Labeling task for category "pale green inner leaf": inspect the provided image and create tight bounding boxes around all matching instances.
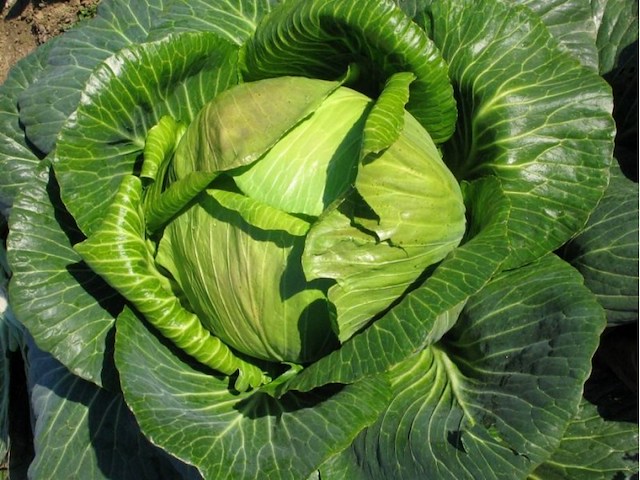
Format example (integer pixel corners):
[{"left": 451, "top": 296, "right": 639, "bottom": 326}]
[
  {"left": 157, "top": 189, "right": 336, "bottom": 364},
  {"left": 234, "top": 86, "right": 372, "bottom": 216},
  {"left": 171, "top": 76, "right": 342, "bottom": 180},
  {"left": 303, "top": 110, "right": 466, "bottom": 342}
]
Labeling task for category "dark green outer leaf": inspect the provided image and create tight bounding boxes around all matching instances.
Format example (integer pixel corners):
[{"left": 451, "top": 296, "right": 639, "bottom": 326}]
[
  {"left": 531, "top": 399, "right": 639, "bottom": 479},
  {"left": 560, "top": 166, "right": 639, "bottom": 325},
  {"left": 18, "top": 0, "right": 167, "bottom": 154},
  {"left": 426, "top": 0, "right": 615, "bottom": 269},
  {"left": 26, "top": 336, "right": 190, "bottom": 480},
  {"left": 0, "top": 40, "right": 52, "bottom": 209},
  {"left": 75, "top": 175, "right": 269, "bottom": 390},
  {"left": 148, "top": 0, "right": 277, "bottom": 44},
  {"left": 0, "top": 241, "right": 19, "bottom": 468},
  {"left": 241, "top": 0, "right": 457, "bottom": 144},
  {"left": 115, "top": 306, "right": 391, "bottom": 480},
  {"left": 592, "top": 0, "right": 639, "bottom": 74},
  {"left": 514, "top": 0, "right": 600, "bottom": 71},
  {"left": 287, "top": 176, "right": 510, "bottom": 392},
  {"left": 606, "top": 42, "right": 638, "bottom": 181},
  {"left": 586, "top": 326, "right": 638, "bottom": 422},
  {"left": 53, "top": 32, "right": 240, "bottom": 237},
  {"left": 8, "top": 163, "right": 120, "bottom": 388},
  {"left": 322, "top": 254, "right": 606, "bottom": 479},
  {"left": 0, "top": 337, "right": 9, "bottom": 470},
  {"left": 532, "top": 326, "right": 639, "bottom": 480}
]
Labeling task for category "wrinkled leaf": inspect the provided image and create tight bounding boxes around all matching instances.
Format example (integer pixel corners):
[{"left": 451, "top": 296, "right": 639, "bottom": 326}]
[
  {"left": 322, "top": 254, "right": 605, "bottom": 479},
  {"left": 0, "top": 40, "right": 51, "bottom": 209},
  {"left": 514, "top": 0, "right": 600, "bottom": 70},
  {"left": 115, "top": 306, "right": 391, "bottom": 480},
  {"left": 0, "top": 238, "right": 21, "bottom": 470},
  {"left": 425, "top": 0, "right": 615, "bottom": 268},
  {"left": 18, "top": 0, "right": 167, "bottom": 154},
  {"left": 592, "top": 0, "right": 639, "bottom": 74},
  {"left": 53, "top": 31, "right": 240, "bottom": 237},
  {"left": 147, "top": 0, "right": 276, "bottom": 44},
  {"left": 8, "top": 164, "right": 120, "bottom": 387},
  {"left": 531, "top": 399, "right": 639, "bottom": 479},
  {"left": 606, "top": 41, "right": 638, "bottom": 181},
  {"left": 26, "top": 337, "right": 190, "bottom": 479},
  {"left": 532, "top": 324, "right": 639, "bottom": 479}
]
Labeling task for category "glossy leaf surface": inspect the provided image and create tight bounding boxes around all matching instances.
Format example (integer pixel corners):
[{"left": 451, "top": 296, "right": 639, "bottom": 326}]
[
  {"left": 115, "top": 306, "right": 390, "bottom": 480},
  {"left": 26, "top": 339, "right": 188, "bottom": 479},
  {"left": 53, "top": 32, "right": 240, "bottom": 237},
  {"left": 322, "top": 254, "right": 605, "bottom": 479},
  {"left": 427, "top": 0, "right": 615, "bottom": 268},
  {"left": 8, "top": 164, "right": 120, "bottom": 387}
]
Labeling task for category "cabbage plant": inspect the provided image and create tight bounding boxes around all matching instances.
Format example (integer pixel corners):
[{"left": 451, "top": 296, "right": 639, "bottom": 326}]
[{"left": 0, "top": 0, "right": 637, "bottom": 478}]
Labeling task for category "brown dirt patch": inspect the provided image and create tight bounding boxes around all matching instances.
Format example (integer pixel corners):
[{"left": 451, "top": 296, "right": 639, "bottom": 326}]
[{"left": 0, "top": 0, "right": 100, "bottom": 83}]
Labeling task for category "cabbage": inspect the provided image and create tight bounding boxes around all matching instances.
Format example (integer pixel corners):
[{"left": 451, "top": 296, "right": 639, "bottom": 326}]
[{"left": 0, "top": 0, "right": 637, "bottom": 478}]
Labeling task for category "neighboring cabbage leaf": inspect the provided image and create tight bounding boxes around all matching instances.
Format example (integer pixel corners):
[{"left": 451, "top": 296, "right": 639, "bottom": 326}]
[
  {"left": 591, "top": 0, "right": 639, "bottom": 74},
  {"left": 0, "top": 41, "right": 52, "bottom": 209},
  {"left": 532, "top": 330, "right": 639, "bottom": 479},
  {"left": 560, "top": 165, "right": 638, "bottom": 325},
  {"left": 532, "top": 399, "right": 639, "bottom": 479},
  {"left": 0, "top": 227, "right": 22, "bottom": 472},
  {"left": 606, "top": 42, "right": 638, "bottom": 181}
]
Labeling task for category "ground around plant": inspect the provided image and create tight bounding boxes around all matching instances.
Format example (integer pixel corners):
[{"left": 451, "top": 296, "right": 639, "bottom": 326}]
[{"left": 0, "top": 0, "right": 100, "bottom": 83}]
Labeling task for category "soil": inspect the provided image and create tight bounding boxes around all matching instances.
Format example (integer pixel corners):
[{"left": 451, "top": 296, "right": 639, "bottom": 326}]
[{"left": 0, "top": 0, "right": 101, "bottom": 83}]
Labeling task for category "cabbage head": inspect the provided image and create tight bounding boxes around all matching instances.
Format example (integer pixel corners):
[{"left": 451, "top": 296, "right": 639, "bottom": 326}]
[
  {"left": 76, "top": 72, "right": 466, "bottom": 385},
  {"left": 154, "top": 76, "right": 465, "bottom": 364}
]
